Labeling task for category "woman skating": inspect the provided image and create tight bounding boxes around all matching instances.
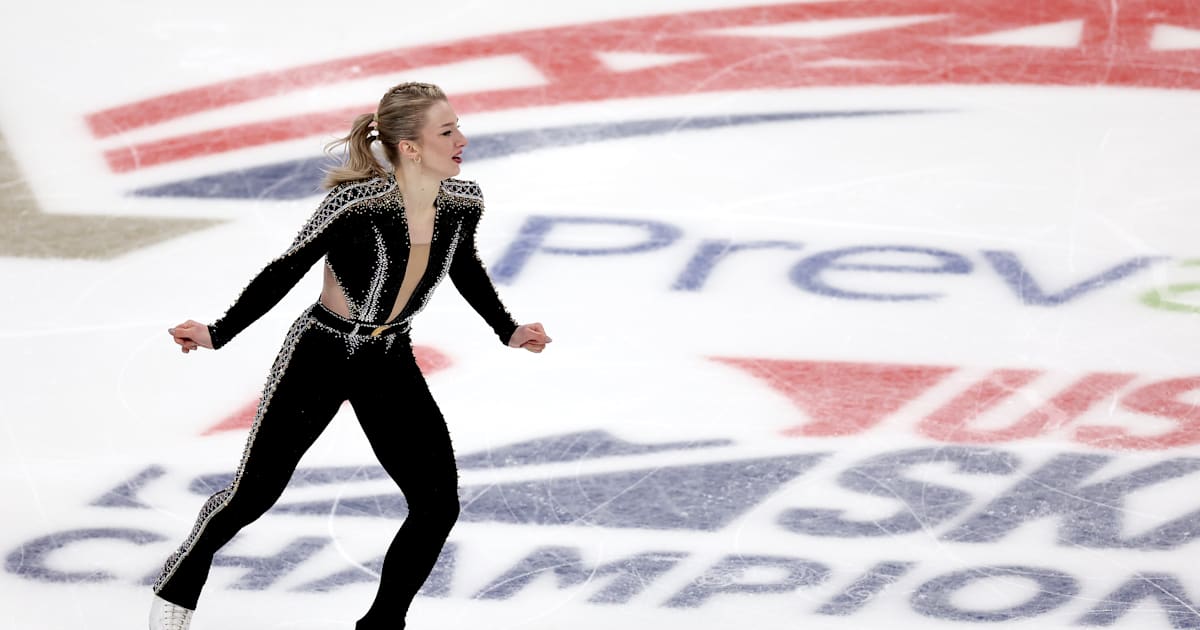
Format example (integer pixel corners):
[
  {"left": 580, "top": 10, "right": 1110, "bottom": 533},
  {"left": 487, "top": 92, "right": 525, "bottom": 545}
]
[{"left": 149, "top": 82, "right": 551, "bottom": 630}]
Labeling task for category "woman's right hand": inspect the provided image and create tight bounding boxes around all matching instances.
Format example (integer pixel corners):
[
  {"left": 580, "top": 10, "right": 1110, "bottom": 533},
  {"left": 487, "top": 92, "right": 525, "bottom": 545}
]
[{"left": 168, "top": 320, "right": 214, "bottom": 354}]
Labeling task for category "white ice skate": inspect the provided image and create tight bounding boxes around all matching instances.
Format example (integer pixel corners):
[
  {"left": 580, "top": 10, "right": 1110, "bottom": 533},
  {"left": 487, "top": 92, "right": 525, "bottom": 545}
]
[{"left": 149, "top": 595, "right": 193, "bottom": 630}]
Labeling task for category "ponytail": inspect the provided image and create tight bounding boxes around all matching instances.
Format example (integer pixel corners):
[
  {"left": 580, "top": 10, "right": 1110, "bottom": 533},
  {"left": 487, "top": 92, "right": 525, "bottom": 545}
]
[
  {"left": 322, "top": 113, "right": 388, "bottom": 188},
  {"left": 321, "top": 82, "right": 448, "bottom": 189}
]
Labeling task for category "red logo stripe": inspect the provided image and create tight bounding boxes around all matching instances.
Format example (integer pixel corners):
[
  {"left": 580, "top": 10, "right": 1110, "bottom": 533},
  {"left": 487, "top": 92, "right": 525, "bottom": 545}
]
[{"left": 90, "top": 1, "right": 1200, "bottom": 172}]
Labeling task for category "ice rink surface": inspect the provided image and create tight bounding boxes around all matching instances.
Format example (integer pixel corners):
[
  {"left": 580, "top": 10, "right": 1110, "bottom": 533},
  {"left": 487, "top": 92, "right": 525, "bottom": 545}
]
[{"left": 3, "top": 1, "right": 1200, "bottom": 628}]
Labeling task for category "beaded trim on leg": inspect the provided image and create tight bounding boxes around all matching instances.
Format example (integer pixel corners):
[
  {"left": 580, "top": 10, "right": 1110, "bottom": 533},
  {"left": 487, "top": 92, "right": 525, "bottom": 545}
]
[{"left": 152, "top": 312, "right": 315, "bottom": 594}]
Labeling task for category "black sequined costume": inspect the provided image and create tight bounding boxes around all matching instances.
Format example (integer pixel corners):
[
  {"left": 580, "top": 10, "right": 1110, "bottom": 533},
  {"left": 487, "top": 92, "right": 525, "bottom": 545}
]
[{"left": 153, "top": 175, "right": 518, "bottom": 630}]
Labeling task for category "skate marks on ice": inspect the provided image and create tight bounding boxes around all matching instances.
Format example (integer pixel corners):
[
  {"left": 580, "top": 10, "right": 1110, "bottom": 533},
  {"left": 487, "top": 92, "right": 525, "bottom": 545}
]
[{"left": 9, "top": 429, "right": 1200, "bottom": 626}]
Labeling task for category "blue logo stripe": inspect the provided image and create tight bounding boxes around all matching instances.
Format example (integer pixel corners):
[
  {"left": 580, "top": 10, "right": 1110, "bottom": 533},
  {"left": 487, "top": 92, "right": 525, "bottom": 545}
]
[{"left": 132, "top": 109, "right": 936, "bottom": 201}]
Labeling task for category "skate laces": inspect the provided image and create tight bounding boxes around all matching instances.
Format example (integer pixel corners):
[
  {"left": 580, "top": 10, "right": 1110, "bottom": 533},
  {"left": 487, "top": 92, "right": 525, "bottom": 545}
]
[{"left": 158, "top": 601, "right": 193, "bottom": 630}]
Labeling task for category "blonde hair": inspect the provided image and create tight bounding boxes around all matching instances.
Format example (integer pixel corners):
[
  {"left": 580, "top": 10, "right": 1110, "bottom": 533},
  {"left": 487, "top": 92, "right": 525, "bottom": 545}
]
[{"left": 323, "top": 82, "right": 448, "bottom": 188}]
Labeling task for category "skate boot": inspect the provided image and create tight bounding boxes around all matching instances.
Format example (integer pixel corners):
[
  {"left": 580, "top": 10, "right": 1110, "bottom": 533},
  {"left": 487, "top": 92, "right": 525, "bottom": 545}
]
[{"left": 149, "top": 595, "right": 193, "bottom": 630}]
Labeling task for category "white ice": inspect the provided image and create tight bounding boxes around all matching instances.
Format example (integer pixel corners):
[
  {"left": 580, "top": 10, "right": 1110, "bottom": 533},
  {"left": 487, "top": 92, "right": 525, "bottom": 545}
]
[{"left": 2, "top": 1, "right": 1200, "bottom": 629}]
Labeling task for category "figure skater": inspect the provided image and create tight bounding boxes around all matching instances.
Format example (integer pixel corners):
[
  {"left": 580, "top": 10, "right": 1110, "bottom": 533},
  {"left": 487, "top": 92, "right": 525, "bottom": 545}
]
[{"left": 149, "top": 81, "right": 551, "bottom": 630}]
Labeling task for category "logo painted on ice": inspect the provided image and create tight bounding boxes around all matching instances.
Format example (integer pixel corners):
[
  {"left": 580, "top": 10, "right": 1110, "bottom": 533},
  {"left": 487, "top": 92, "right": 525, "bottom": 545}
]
[
  {"left": 487, "top": 214, "right": 1182, "bottom": 314},
  {"left": 7, "top": 429, "right": 1200, "bottom": 626},
  {"left": 85, "top": 2, "right": 1200, "bottom": 197},
  {"left": 713, "top": 357, "right": 1200, "bottom": 449},
  {"left": 209, "top": 355, "right": 1200, "bottom": 449}
]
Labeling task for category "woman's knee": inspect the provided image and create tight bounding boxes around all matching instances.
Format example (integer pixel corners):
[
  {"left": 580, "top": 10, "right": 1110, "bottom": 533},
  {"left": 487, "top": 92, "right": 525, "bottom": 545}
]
[
  {"left": 443, "top": 495, "right": 461, "bottom": 523},
  {"left": 433, "top": 493, "right": 461, "bottom": 526},
  {"left": 408, "top": 492, "right": 460, "bottom": 529}
]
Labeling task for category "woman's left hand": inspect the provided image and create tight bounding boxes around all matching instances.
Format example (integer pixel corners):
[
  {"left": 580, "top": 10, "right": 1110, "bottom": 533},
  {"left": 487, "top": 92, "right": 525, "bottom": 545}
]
[{"left": 509, "top": 323, "right": 552, "bottom": 353}]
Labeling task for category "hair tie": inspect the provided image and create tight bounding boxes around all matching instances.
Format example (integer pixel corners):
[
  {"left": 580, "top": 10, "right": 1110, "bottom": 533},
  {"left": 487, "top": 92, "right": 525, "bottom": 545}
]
[{"left": 367, "top": 114, "right": 380, "bottom": 140}]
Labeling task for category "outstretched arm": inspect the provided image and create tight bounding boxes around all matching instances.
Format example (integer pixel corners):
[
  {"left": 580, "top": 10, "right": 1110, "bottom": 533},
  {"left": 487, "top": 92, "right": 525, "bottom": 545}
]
[
  {"left": 168, "top": 184, "right": 360, "bottom": 352},
  {"left": 449, "top": 212, "right": 551, "bottom": 351},
  {"left": 204, "top": 223, "right": 334, "bottom": 349}
]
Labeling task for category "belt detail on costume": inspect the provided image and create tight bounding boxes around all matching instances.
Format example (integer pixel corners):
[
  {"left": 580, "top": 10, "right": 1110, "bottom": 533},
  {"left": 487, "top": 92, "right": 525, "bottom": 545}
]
[{"left": 312, "top": 304, "right": 410, "bottom": 337}]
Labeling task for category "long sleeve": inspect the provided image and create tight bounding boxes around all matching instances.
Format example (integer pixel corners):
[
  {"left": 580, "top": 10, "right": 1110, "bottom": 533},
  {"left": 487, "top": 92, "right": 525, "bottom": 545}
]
[
  {"left": 207, "top": 194, "right": 352, "bottom": 349},
  {"left": 449, "top": 210, "right": 519, "bottom": 346}
]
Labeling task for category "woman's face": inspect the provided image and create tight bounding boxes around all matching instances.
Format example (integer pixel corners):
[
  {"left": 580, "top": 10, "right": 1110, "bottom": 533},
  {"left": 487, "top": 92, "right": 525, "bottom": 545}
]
[{"left": 412, "top": 99, "right": 467, "bottom": 179}]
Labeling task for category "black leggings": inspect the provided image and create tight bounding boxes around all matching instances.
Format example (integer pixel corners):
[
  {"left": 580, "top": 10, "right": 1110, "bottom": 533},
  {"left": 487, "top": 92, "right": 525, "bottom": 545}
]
[{"left": 153, "top": 304, "right": 460, "bottom": 630}]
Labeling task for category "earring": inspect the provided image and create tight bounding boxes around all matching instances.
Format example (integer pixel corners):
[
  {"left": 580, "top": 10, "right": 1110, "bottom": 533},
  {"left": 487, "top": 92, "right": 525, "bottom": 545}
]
[{"left": 413, "top": 155, "right": 422, "bottom": 165}]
